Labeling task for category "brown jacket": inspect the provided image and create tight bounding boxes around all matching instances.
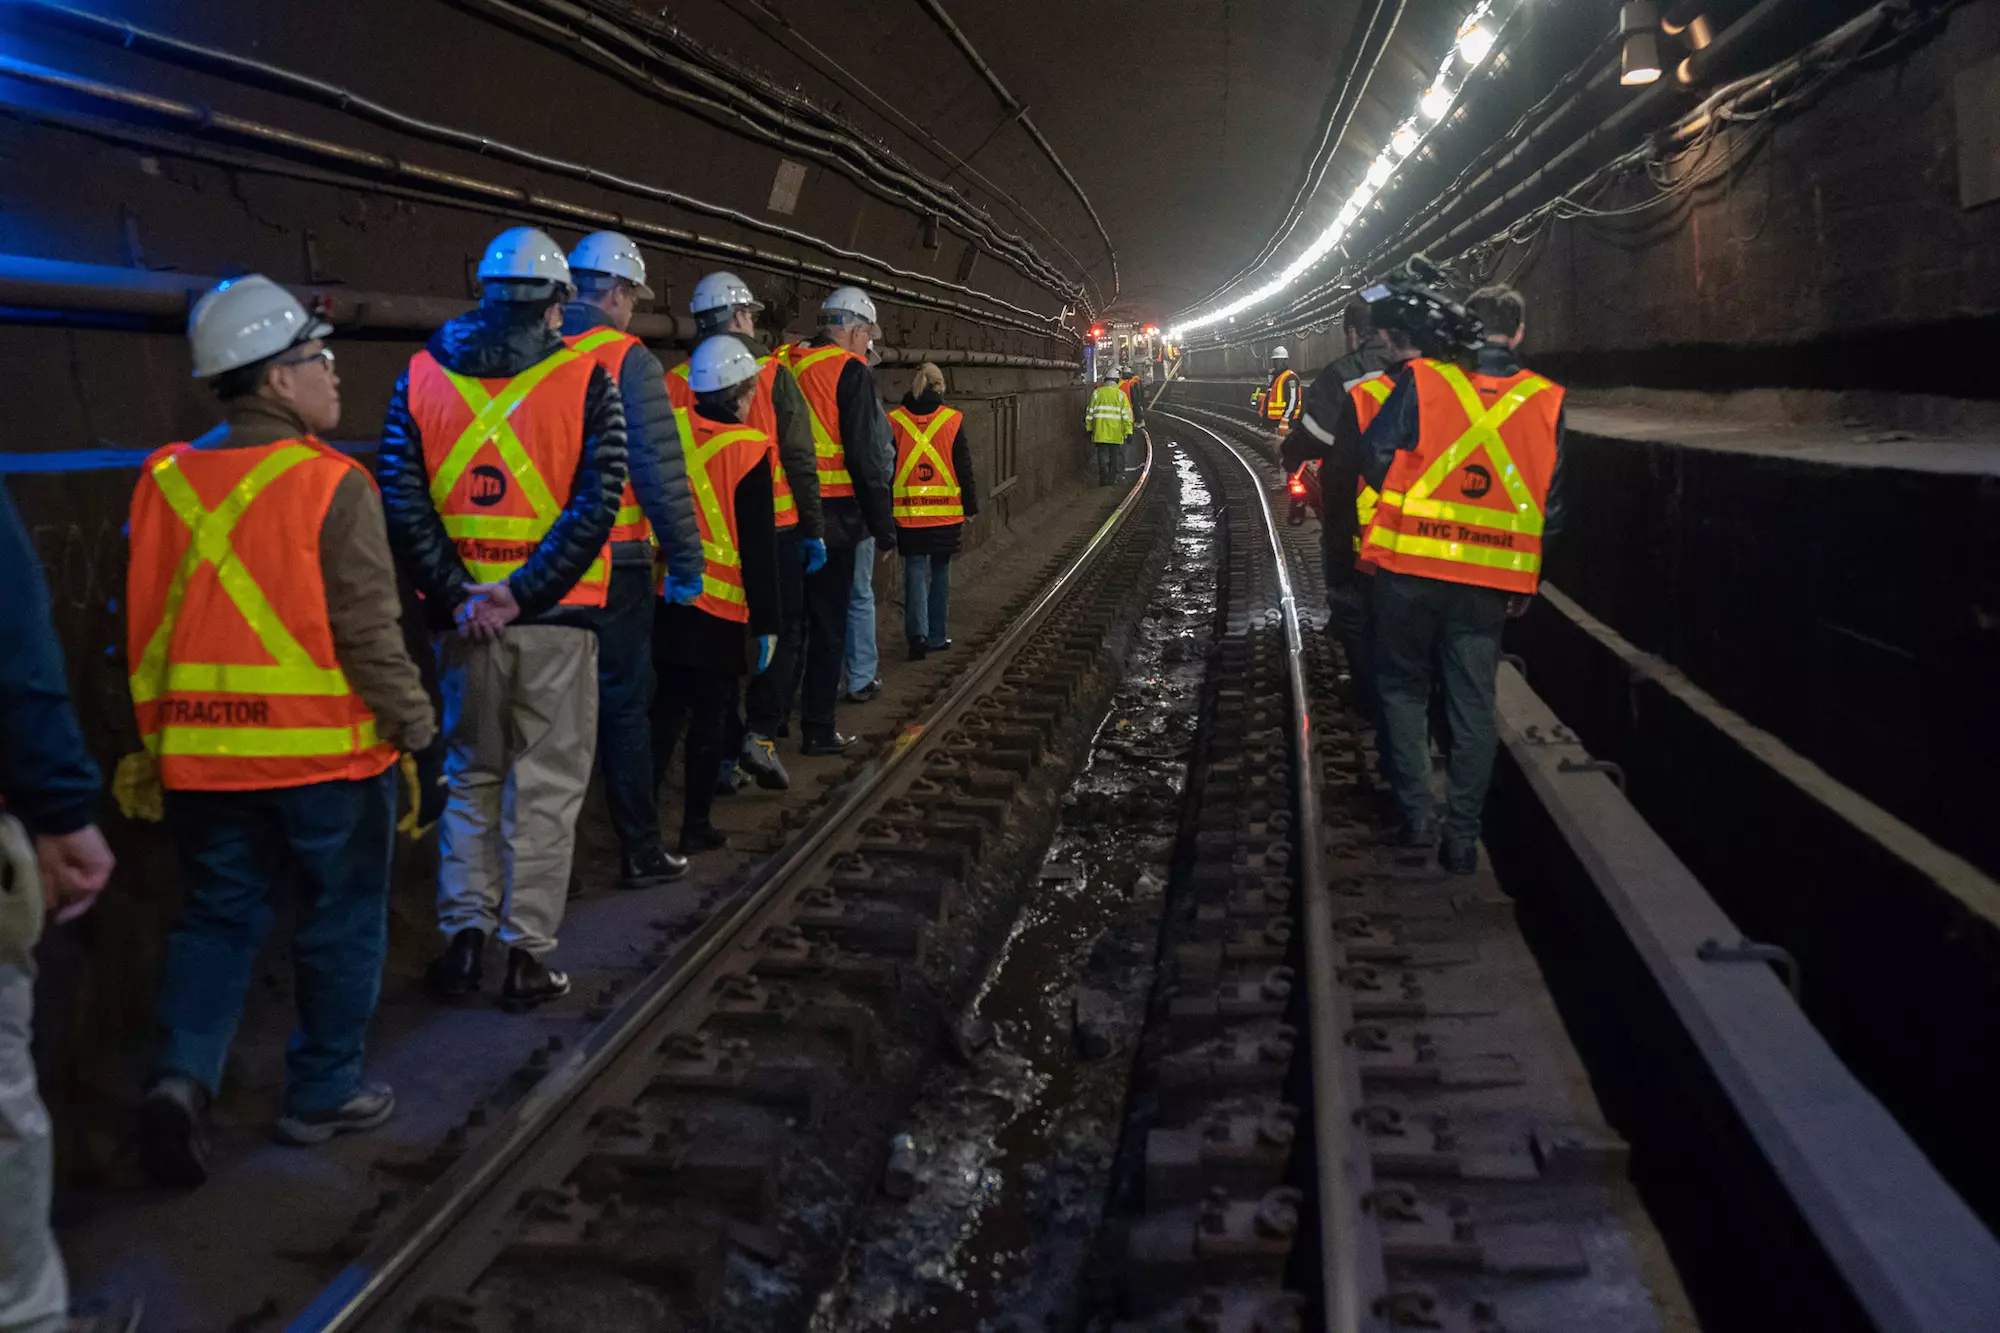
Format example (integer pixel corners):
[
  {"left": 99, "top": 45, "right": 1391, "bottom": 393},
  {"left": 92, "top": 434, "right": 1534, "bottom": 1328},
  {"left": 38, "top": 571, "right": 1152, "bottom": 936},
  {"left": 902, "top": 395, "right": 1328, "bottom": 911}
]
[{"left": 191, "top": 398, "right": 436, "bottom": 753}]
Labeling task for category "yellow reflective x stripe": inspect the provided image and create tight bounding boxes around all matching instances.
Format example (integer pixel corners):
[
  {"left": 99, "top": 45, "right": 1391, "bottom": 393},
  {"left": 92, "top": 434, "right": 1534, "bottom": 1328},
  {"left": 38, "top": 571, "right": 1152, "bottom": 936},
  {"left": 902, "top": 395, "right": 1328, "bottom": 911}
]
[
  {"left": 675, "top": 407, "right": 763, "bottom": 575},
  {"left": 701, "top": 575, "right": 748, "bottom": 604},
  {"left": 570, "top": 327, "right": 626, "bottom": 355},
  {"left": 428, "top": 348, "right": 581, "bottom": 519},
  {"left": 131, "top": 446, "right": 349, "bottom": 707},
  {"left": 157, "top": 719, "right": 381, "bottom": 759},
  {"left": 461, "top": 551, "right": 608, "bottom": 585},
  {"left": 1406, "top": 364, "right": 1551, "bottom": 536},
  {"left": 1366, "top": 528, "right": 1541, "bottom": 575},
  {"left": 614, "top": 503, "right": 646, "bottom": 527},
  {"left": 888, "top": 409, "right": 962, "bottom": 499},
  {"left": 1358, "top": 377, "right": 1392, "bottom": 404}
]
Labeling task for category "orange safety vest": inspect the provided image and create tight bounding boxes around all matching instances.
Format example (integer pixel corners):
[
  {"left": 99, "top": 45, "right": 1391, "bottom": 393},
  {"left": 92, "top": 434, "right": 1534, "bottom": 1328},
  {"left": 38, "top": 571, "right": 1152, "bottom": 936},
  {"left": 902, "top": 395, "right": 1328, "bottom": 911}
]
[
  {"left": 672, "top": 406, "right": 771, "bottom": 623},
  {"left": 126, "top": 438, "right": 399, "bottom": 791},
  {"left": 1350, "top": 374, "right": 1395, "bottom": 571},
  {"left": 778, "top": 341, "right": 860, "bottom": 500},
  {"left": 1119, "top": 376, "right": 1138, "bottom": 404},
  {"left": 565, "top": 326, "right": 653, "bottom": 548},
  {"left": 887, "top": 405, "right": 965, "bottom": 527},
  {"left": 1361, "top": 358, "right": 1563, "bottom": 595},
  {"left": 407, "top": 345, "right": 609, "bottom": 608},
  {"left": 668, "top": 356, "right": 796, "bottom": 529},
  {"left": 1264, "top": 368, "right": 1300, "bottom": 422}
]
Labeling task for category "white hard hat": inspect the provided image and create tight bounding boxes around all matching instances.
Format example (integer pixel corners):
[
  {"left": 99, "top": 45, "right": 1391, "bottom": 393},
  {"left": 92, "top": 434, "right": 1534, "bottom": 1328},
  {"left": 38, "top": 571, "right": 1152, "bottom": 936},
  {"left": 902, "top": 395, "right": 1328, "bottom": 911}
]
[
  {"left": 1271, "top": 345, "right": 1290, "bottom": 359},
  {"left": 187, "top": 274, "right": 331, "bottom": 379},
  {"left": 821, "top": 285, "right": 877, "bottom": 325},
  {"left": 476, "top": 226, "right": 573, "bottom": 291},
  {"left": 567, "top": 231, "right": 653, "bottom": 298},
  {"left": 690, "top": 271, "right": 763, "bottom": 316},
  {"left": 687, "top": 335, "right": 761, "bottom": 394}
]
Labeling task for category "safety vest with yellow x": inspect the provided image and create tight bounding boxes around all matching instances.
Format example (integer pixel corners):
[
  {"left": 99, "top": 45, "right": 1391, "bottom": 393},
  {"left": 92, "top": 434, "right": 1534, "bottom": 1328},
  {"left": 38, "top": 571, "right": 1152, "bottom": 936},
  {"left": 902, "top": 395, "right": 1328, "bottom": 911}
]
[
  {"left": 674, "top": 406, "right": 767, "bottom": 624},
  {"left": 887, "top": 405, "right": 964, "bottom": 525},
  {"left": 782, "top": 343, "right": 859, "bottom": 497}
]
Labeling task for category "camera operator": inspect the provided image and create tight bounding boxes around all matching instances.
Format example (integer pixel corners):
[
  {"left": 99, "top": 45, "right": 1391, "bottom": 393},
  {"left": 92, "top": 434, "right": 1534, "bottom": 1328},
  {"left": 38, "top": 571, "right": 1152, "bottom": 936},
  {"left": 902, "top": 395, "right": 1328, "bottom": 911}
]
[{"left": 1357, "top": 282, "right": 1568, "bottom": 875}]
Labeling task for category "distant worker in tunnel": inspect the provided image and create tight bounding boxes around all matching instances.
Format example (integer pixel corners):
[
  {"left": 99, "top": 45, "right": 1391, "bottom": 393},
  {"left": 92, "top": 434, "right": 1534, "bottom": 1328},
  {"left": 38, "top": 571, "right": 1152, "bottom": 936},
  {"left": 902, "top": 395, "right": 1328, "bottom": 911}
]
[
  {"left": 1260, "top": 346, "right": 1302, "bottom": 436},
  {"left": 560, "top": 231, "right": 698, "bottom": 893},
  {"left": 1119, "top": 365, "right": 1146, "bottom": 429},
  {"left": 1085, "top": 368, "right": 1134, "bottom": 486},
  {"left": 650, "top": 337, "right": 781, "bottom": 853},
  {"left": 678, "top": 271, "right": 825, "bottom": 792},
  {"left": 778, "top": 287, "right": 897, "bottom": 755},
  {"left": 379, "top": 227, "right": 626, "bottom": 1011},
  {"left": 1360, "top": 284, "right": 1566, "bottom": 875},
  {"left": 129, "top": 276, "right": 437, "bottom": 1183},
  {"left": 1281, "top": 297, "right": 1420, "bottom": 755},
  {"left": 891, "top": 361, "right": 978, "bottom": 661}
]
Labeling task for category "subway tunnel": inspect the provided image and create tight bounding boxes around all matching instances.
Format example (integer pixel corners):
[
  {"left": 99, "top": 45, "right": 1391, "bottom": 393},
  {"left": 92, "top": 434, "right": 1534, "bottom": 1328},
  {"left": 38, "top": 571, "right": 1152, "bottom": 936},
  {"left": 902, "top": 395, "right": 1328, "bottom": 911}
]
[{"left": 1, "top": 1, "right": 1997, "bottom": 1330}]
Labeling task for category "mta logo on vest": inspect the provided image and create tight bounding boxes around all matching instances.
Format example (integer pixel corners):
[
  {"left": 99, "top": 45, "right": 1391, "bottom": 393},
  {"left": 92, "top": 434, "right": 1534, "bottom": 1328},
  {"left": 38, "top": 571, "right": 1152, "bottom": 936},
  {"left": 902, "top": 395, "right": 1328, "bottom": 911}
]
[
  {"left": 469, "top": 464, "right": 509, "bottom": 507},
  {"left": 915, "top": 460, "right": 937, "bottom": 483},
  {"left": 1459, "top": 464, "right": 1493, "bottom": 499}
]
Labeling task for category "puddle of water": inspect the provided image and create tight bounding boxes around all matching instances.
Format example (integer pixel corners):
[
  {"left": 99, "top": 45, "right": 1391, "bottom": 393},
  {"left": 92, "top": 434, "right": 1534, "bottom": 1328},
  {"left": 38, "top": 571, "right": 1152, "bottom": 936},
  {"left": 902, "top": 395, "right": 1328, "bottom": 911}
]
[{"left": 811, "top": 450, "right": 1219, "bottom": 1333}]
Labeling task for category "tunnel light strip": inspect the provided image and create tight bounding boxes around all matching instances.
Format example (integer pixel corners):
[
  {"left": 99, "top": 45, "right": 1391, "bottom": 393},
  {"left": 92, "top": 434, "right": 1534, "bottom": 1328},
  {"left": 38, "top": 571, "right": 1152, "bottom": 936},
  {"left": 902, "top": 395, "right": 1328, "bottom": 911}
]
[{"left": 1169, "top": 0, "right": 1510, "bottom": 342}]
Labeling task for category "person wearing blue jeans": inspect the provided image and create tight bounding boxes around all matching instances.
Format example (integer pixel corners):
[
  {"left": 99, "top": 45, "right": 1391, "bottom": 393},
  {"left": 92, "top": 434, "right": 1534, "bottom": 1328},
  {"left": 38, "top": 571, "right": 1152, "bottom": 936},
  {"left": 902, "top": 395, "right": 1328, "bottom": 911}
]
[
  {"left": 845, "top": 535, "right": 881, "bottom": 700},
  {"left": 888, "top": 362, "right": 978, "bottom": 660},
  {"left": 904, "top": 554, "right": 952, "bottom": 653}
]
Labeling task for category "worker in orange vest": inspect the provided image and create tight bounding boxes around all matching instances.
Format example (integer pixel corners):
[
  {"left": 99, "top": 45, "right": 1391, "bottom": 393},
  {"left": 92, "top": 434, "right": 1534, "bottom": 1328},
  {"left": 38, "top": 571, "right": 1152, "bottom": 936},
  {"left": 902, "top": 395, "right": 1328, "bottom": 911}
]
[
  {"left": 653, "top": 336, "right": 782, "bottom": 852},
  {"left": 559, "top": 231, "right": 699, "bottom": 892},
  {"left": 377, "top": 228, "right": 627, "bottom": 1010},
  {"left": 1261, "top": 346, "right": 1302, "bottom": 434},
  {"left": 127, "top": 276, "right": 436, "bottom": 1184},
  {"left": 1359, "top": 284, "right": 1567, "bottom": 875},
  {"left": 889, "top": 361, "right": 978, "bottom": 660}
]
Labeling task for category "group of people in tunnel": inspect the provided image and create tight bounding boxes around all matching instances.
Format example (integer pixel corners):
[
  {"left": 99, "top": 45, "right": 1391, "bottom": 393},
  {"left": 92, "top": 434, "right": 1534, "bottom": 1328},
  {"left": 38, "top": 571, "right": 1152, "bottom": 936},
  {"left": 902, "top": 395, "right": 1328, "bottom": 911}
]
[
  {"left": 0, "top": 225, "right": 984, "bottom": 1329},
  {"left": 1276, "top": 279, "right": 1566, "bottom": 875}
]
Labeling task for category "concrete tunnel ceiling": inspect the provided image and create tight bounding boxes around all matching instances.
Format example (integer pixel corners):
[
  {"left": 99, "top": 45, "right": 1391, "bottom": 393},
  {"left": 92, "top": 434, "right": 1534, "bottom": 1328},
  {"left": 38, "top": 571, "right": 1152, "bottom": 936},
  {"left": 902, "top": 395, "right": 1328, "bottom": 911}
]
[{"left": 669, "top": 0, "right": 1474, "bottom": 324}]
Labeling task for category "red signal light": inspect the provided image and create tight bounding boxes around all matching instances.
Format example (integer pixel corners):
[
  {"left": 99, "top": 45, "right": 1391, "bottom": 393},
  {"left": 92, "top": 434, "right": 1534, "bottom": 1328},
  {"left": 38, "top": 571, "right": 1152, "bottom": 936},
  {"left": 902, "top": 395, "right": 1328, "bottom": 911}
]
[{"left": 1287, "top": 474, "right": 1307, "bottom": 496}]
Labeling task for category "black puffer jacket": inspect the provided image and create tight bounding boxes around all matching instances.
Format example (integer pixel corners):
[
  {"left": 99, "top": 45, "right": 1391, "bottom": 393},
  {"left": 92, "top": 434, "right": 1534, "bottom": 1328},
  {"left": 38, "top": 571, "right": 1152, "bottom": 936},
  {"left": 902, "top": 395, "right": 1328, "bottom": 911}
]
[
  {"left": 893, "top": 387, "right": 978, "bottom": 558},
  {"left": 380, "top": 303, "right": 628, "bottom": 630}
]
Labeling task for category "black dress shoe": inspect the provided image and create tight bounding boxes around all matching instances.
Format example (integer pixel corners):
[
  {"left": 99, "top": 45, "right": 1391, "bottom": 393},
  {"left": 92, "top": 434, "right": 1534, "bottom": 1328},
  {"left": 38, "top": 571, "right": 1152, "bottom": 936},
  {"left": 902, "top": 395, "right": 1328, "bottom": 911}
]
[
  {"left": 136, "top": 1075, "right": 210, "bottom": 1188},
  {"left": 927, "top": 638, "right": 952, "bottom": 652},
  {"left": 620, "top": 847, "right": 689, "bottom": 890},
  {"left": 800, "top": 731, "right": 858, "bottom": 756},
  {"left": 501, "top": 949, "right": 570, "bottom": 1012},
  {"left": 846, "top": 679, "right": 882, "bottom": 703},
  {"left": 425, "top": 927, "right": 485, "bottom": 998},
  {"left": 679, "top": 823, "right": 729, "bottom": 854},
  {"left": 907, "top": 639, "right": 928, "bottom": 662}
]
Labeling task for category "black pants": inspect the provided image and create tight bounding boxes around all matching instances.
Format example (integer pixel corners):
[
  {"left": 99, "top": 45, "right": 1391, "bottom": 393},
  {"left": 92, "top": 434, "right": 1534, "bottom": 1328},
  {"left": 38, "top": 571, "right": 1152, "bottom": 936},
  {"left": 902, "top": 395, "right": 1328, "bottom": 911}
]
[
  {"left": 596, "top": 563, "right": 660, "bottom": 862},
  {"left": 744, "top": 527, "right": 806, "bottom": 738},
  {"left": 650, "top": 660, "right": 737, "bottom": 837},
  {"left": 798, "top": 541, "right": 857, "bottom": 742}
]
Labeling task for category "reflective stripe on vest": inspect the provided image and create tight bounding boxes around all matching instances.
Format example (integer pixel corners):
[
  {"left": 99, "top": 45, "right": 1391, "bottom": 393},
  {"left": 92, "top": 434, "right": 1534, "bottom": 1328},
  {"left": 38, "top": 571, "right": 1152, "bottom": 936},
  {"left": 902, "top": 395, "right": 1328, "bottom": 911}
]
[
  {"left": 1350, "top": 375, "right": 1394, "bottom": 563},
  {"left": 1264, "top": 368, "right": 1299, "bottom": 420},
  {"left": 670, "top": 357, "right": 797, "bottom": 528},
  {"left": 673, "top": 406, "right": 768, "bottom": 623},
  {"left": 782, "top": 343, "right": 858, "bottom": 498},
  {"left": 887, "top": 405, "right": 964, "bottom": 525},
  {"left": 127, "top": 441, "right": 394, "bottom": 790},
  {"left": 566, "top": 325, "right": 653, "bottom": 547},
  {"left": 1362, "top": 360, "right": 1561, "bottom": 594},
  {"left": 415, "top": 346, "right": 609, "bottom": 607}
]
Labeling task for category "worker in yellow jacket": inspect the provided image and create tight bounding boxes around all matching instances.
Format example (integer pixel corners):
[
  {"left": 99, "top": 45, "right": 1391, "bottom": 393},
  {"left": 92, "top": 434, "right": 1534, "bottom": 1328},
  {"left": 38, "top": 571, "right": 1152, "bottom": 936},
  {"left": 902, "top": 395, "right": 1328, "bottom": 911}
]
[{"left": 1084, "top": 370, "right": 1134, "bottom": 486}]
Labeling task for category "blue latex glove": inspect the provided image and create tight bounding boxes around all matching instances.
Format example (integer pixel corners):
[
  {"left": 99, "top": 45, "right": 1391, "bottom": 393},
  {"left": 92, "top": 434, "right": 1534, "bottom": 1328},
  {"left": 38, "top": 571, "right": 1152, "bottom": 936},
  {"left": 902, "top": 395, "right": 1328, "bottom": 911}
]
[
  {"left": 801, "top": 537, "right": 827, "bottom": 575},
  {"left": 753, "top": 634, "right": 776, "bottom": 675},
  {"left": 664, "top": 571, "right": 703, "bottom": 605}
]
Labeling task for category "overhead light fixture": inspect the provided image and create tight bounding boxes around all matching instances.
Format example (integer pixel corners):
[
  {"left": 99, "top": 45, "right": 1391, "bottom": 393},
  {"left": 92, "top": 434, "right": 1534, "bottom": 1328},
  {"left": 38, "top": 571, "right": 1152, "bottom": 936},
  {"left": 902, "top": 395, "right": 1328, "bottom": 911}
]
[
  {"left": 1391, "top": 123, "right": 1420, "bottom": 157},
  {"left": 1365, "top": 156, "right": 1394, "bottom": 187},
  {"left": 1420, "top": 86, "right": 1452, "bottom": 120},
  {"left": 1457, "top": 21, "right": 1495, "bottom": 66},
  {"left": 1620, "top": 2, "right": 1662, "bottom": 85}
]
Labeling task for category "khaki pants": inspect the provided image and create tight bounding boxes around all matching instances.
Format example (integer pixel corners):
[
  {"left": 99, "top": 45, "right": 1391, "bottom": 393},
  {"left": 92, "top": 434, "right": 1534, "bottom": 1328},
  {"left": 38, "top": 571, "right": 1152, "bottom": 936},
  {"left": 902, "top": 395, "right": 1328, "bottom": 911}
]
[
  {"left": 1, "top": 815, "right": 65, "bottom": 1333},
  {"left": 435, "top": 627, "right": 598, "bottom": 956}
]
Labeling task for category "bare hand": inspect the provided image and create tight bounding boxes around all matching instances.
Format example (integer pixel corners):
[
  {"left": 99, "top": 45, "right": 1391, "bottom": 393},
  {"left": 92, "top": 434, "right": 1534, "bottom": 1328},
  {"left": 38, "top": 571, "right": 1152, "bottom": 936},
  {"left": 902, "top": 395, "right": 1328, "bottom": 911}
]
[
  {"left": 457, "top": 581, "right": 522, "bottom": 641},
  {"left": 37, "top": 825, "right": 114, "bottom": 923}
]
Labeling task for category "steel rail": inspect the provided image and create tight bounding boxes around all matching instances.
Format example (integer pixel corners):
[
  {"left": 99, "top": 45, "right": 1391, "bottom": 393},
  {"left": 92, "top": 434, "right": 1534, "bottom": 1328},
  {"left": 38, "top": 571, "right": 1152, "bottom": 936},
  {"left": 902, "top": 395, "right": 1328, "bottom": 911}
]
[
  {"left": 1153, "top": 409, "right": 1384, "bottom": 1331},
  {"left": 287, "top": 437, "right": 1155, "bottom": 1332}
]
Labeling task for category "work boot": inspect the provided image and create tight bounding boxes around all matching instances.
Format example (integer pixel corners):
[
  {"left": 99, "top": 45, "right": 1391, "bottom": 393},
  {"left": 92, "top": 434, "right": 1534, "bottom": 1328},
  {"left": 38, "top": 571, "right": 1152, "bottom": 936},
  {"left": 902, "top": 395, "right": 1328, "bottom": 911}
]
[
  {"left": 928, "top": 638, "right": 952, "bottom": 652},
  {"left": 739, "top": 734, "right": 791, "bottom": 790},
  {"left": 715, "top": 761, "right": 749, "bottom": 797},
  {"left": 846, "top": 679, "right": 882, "bottom": 703},
  {"left": 800, "top": 731, "right": 858, "bottom": 757},
  {"left": 620, "top": 847, "right": 689, "bottom": 891},
  {"left": 135, "top": 1075, "right": 209, "bottom": 1189},
  {"left": 274, "top": 1081, "right": 396, "bottom": 1146},
  {"left": 1391, "top": 820, "right": 1437, "bottom": 850},
  {"left": 679, "top": 823, "right": 729, "bottom": 855},
  {"left": 907, "top": 638, "right": 928, "bottom": 662},
  {"left": 501, "top": 949, "right": 570, "bottom": 1012},
  {"left": 425, "top": 927, "right": 485, "bottom": 998},
  {"left": 1438, "top": 842, "right": 1480, "bottom": 876}
]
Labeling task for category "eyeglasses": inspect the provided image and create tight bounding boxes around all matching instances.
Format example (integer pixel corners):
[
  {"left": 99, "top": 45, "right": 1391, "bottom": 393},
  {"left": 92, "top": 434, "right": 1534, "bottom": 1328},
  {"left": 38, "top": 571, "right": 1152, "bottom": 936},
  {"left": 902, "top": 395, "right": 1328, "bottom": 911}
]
[{"left": 277, "top": 346, "right": 336, "bottom": 372}]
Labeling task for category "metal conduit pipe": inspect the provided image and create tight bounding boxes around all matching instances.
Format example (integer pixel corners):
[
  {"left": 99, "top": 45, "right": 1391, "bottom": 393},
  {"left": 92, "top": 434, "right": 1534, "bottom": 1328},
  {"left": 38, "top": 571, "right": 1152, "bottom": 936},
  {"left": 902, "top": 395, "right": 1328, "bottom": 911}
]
[
  {"left": 469, "top": 0, "right": 1079, "bottom": 299},
  {"left": 21, "top": 1, "right": 1075, "bottom": 314},
  {"left": 871, "top": 346, "right": 1078, "bottom": 369},
  {"left": 0, "top": 55, "right": 1073, "bottom": 344},
  {"left": 913, "top": 0, "right": 1121, "bottom": 304}
]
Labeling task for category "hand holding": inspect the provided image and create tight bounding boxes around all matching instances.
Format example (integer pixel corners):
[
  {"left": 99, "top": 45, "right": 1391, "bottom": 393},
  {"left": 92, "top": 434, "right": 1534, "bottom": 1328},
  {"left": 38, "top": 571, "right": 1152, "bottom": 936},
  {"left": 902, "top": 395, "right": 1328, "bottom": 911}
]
[
  {"left": 801, "top": 537, "right": 828, "bottom": 575},
  {"left": 665, "top": 571, "right": 705, "bottom": 605},
  {"left": 457, "top": 581, "right": 521, "bottom": 641},
  {"left": 37, "top": 825, "right": 114, "bottom": 923}
]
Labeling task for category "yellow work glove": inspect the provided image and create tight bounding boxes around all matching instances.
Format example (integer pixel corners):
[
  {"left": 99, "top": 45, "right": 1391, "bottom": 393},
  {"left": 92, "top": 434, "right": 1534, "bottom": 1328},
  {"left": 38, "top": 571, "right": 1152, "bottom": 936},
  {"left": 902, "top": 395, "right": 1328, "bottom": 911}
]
[{"left": 112, "top": 751, "right": 164, "bottom": 823}]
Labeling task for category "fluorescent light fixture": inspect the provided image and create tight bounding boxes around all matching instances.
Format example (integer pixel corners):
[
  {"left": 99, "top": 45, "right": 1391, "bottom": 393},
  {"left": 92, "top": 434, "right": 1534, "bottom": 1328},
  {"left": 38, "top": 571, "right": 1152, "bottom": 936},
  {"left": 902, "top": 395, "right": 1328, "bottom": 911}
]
[
  {"left": 1457, "top": 22, "right": 1495, "bottom": 65},
  {"left": 1365, "top": 156, "right": 1394, "bottom": 187},
  {"left": 1391, "top": 123, "right": 1420, "bottom": 157},
  {"left": 1420, "top": 86, "right": 1452, "bottom": 120}
]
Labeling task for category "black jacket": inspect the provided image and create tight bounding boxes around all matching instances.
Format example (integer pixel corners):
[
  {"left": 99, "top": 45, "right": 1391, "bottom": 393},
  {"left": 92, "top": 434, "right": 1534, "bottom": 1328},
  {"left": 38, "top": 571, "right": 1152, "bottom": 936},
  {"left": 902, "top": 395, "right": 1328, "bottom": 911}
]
[
  {"left": 1360, "top": 343, "right": 1568, "bottom": 549},
  {"left": 893, "top": 388, "right": 979, "bottom": 558},
  {"left": 805, "top": 335, "right": 897, "bottom": 551},
  {"left": 0, "top": 483, "right": 99, "bottom": 836},
  {"left": 1283, "top": 355, "right": 1418, "bottom": 590},
  {"left": 380, "top": 303, "right": 628, "bottom": 630},
  {"left": 559, "top": 303, "right": 697, "bottom": 577},
  {"left": 737, "top": 332, "right": 824, "bottom": 541}
]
